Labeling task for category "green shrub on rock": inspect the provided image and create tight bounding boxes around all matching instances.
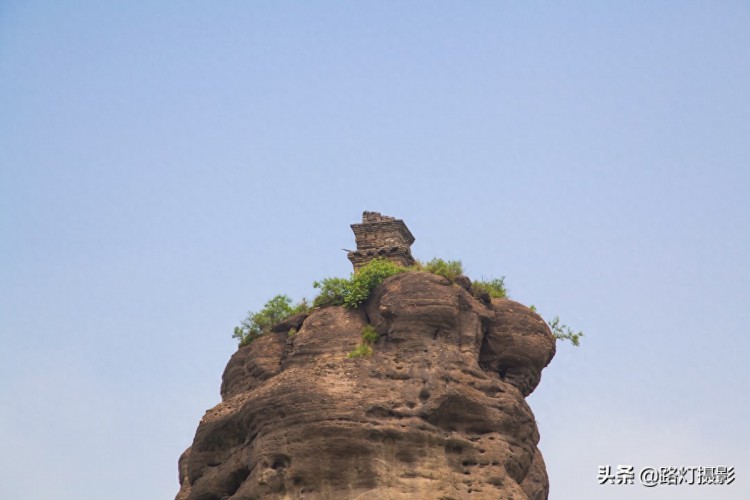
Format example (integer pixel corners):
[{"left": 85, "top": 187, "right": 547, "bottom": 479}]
[
  {"left": 360, "top": 324, "right": 379, "bottom": 344},
  {"left": 343, "top": 259, "right": 405, "bottom": 308},
  {"left": 471, "top": 277, "right": 508, "bottom": 299},
  {"left": 347, "top": 344, "right": 373, "bottom": 358},
  {"left": 548, "top": 316, "right": 584, "bottom": 346},
  {"left": 233, "top": 295, "right": 308, "bottom": 346},
  {"left": 313, "top": 258, "right": 405, "bottom": 309},
  {"left": 348, "top": 324, "right": 380, "bottom": 358},
  {"left": 234, "top": 258, "right": 584, "bottom": 348},
  {"left": 312, "top": 277, "right": 349, "bottom": 308},
  {"left": 419, "top": 258, "right": 464, "bottom": 282}
]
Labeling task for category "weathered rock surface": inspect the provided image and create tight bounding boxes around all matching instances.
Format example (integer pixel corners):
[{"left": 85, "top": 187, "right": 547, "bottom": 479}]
[{"left": 178, "top": 272, "right": 555, "bottom": 499}]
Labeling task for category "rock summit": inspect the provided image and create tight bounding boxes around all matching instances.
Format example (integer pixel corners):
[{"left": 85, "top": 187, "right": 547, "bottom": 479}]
[{"left": 177, "top": 215, "right": 556, "bottom": 500}]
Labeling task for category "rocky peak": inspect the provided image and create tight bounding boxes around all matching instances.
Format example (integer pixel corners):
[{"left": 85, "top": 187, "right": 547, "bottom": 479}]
[{"left": 177, "top": 271, "right": 556, "bottom": 499}]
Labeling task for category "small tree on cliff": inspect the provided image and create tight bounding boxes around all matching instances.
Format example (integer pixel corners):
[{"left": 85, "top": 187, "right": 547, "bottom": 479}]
[
  {"left": 313, "top": 258, "right": 406, "bottom": 308},
  {"left": 233, "top": 295, "right": 307, "bottom": 346},
  {"left": 547, "top": 316, "right": 584, "bottom": 346}
]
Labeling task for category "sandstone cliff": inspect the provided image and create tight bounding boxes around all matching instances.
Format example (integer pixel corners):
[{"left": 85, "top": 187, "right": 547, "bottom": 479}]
[{"left": 177, "top": 271, "right": 556, "bottom": 499}]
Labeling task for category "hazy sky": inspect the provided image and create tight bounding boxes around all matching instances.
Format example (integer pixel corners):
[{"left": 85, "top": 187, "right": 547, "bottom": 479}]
[{"left": 1, "top": 2, "right": 748, "bottom": 499}]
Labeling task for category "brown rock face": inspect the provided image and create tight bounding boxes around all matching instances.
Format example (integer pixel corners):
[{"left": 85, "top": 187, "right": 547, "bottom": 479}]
[{"left": 178, "top": 272, "right": 555, "bottom": 499}]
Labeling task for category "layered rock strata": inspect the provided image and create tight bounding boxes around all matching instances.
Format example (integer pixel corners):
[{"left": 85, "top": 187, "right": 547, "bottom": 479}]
[{"left": 177, "top": 272, "right": 555, "bottom": 500}]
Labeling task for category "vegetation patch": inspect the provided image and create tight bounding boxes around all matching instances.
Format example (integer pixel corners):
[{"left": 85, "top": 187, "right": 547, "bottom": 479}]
[
  {"left": 314, "top": 258, "right": 406, "bottom": 309},
  {"left": 360, "top": 324, "right": 379, "bottom": 344},
  {"left": 547, "top": 316, "right": 584, "bottom": 346},
  {"left": 348, "top": 325, "right": 379, "bottom": 358},
  {"left": 233, "top": 295, "right": 309, "bottom": 346},
  {"left": 233, "top": 257, "right": 583, "bottom": 347},
  {"left": 471, "top": 277, "right": 507, "bottom": 299},
  {"left": 347, "top": 343, "right": 373, "bottom": 358},
  {"left": 411, "top": 258, "right": 464, "bottom": 282}
]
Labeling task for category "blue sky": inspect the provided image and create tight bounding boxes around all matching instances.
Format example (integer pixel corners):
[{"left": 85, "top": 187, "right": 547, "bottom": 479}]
[{"left": 1, "top": 2, "right": 748, "bottom": 499}]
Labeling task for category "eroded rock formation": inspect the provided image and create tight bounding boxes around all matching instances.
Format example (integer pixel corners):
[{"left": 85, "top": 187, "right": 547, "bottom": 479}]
[{"left": 177, "top": 272, "right": 555, "bottom": 500}]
